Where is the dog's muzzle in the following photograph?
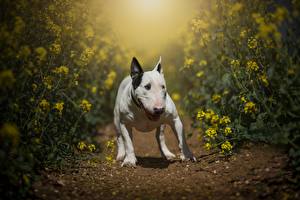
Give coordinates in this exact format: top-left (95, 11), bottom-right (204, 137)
top-left (131, 91), bottom-right (163, 121)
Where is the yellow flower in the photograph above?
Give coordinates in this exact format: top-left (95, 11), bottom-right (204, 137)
top-left (53, 102), bottom-right (64, 115)
top-left (80, 99), bottom-right (92, 113)
top-left (104, 70), bottom-right (117, 90)
top-left (246, 60), bottom-right (259, 72)
top-left (70, 50), bottom-right (76, 58)
top-left (97, 49), bottom-right (108, 61)
top-left (202, 33), bottom-right (210, 42)
top-left (252, 13), bottom-right (265, 24)
top-left (49, 42), bottom-right (61, 54)
top-left (272, 6), bottom-right (287, 24)
top-left (240, 96), bottom-right (247, 103)
top-left (211, 114), bottom-right (219, 125)
top-left (257, 23), bottom-right (277, 40)
top-left (205, 109), bottom-right (215, 121)
top-left (244, 101), bottom-right (257, 114)
top-left (52, 66), bottom-right (69, 75)
top-left (84, 25), bottom-right (94, 39)
top-left (288, 68), bottom-right (295, 75)
top-left (88, 144), bottom-right (96, 152)
top-left (224, 127), bottom-right (232, 136)
top-left (35, 47), bottom-right (47, 61)
top-left (106, 139), bottom-right (115, 149)
top-left (79, 47), bottom-right (95, 66)
top-left (223, 89), bottom-right (229, 95)
top-left (204, 143), bottom-right (211, 150)
top-left (106, 139), bottom-right (115, 164)
top-left (0, 123), bottom-right (20, 148)
top-left (43, 76), bottom-right (52, 90)
top-left (32, 83), bottom-right (37, 91)
top-left (91, 86), bottom-right (97, 94)
top-left (184, 58), bottom-right (194, 68)
top-left (221, 141), bottom-right (233, 153)
top-left (248, 37), bottom-right (258, 49)
top-left (196, 71), bottom-right (204, 78)
top-left (220, 116), bottom-right (231, 125)
top-left (171, 92), bottom-right (181, 101)
top-left (18, 45), bottom-right (31, 58)
top-left (39, 99), bottom-right (50, 111)
top-left (14, 16), bottom-right (25, 34)
top-left (77, 141), bottom-right (86, 151)
top-left (45, 16), bottom-right (61, 37)
top-left (205, 127), bottom-right (217, 138)
top-left (230, 59), bottom-right (240, 68)
top-left (0, 69), bottom-right (16, 89)
top-left (240, 29), bottom-right (247, 38)
top-left (191, 19), bottom-right (209, 32)
top-left (105, 155), bottom-right (114, 163)
top-left (197, 110), bottom-right (205, 121)
top-left (229, 2), bottom-right (243, 15)
top-left (199, 60), bottom-right (207, 67)
top-left (258, 74), bottom-right (269, 86)
top-left (212, 94), bottom-right (221, 103)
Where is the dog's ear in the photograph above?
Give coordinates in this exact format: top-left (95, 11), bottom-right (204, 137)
top-left (153, 56), bottom-right (163, 74)
top-left (131, 57), bottom-right (143, 78)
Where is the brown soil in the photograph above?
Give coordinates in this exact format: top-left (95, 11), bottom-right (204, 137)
top-left (33, 119), bottom-right (299, 200)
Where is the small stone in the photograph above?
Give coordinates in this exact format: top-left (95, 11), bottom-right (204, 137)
top-left (265, 168), bottom-right (270, 172)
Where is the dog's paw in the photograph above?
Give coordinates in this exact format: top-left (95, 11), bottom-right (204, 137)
top-left (121, 155), bottom-right (137, 167)
top-left (180, 152), bottom-right (197, 162)
top-left (116, 153), bottom-right (126, 161)
top-left (164, 152), bottom-right (176, 161)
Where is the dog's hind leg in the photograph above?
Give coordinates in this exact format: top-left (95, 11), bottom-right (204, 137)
top-left (114, 116), bottom-right (125, 161)
top-left (116, 134), bottom-right (126, 161)
top-left (156, 124), bottom-right (176, 160)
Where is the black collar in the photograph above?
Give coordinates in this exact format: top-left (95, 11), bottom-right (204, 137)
top-left (131, 90), bottom-right (142, 108)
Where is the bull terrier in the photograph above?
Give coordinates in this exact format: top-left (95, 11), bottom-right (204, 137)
top-left (114, 57), bottom-right (196, 167)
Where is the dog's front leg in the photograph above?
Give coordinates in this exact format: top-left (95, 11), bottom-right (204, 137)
top-left (171, 117), bottom-right (196, 161)
top-left (156, 124), bottom-right (176, 160)
top-left (120, 123), bottom-right (137, 167)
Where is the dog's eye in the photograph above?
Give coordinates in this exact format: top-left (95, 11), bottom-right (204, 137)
top-left (144, 84), bottom-right (151, 90)
top-left (162, 85), bottom-right (165, 89)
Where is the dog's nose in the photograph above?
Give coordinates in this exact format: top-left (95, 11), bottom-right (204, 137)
top-left (153, 107), bottom-right (165, 115)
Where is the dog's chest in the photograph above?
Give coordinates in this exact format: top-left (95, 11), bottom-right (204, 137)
top-left (129, 114), bottom-right (163, 132)
top-left (133, 120), bottom-right (161, 132)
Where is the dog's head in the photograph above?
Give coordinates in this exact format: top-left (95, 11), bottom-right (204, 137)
top-left (130, 57), bottom-right (167, 121)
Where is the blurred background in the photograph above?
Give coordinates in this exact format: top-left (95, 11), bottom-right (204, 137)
top-left (0, 0), bottom-right (299, 198)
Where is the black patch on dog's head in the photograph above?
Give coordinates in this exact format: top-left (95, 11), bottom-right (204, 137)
top-left (132, 73), bottom-right (143, 89)
top-left (131, 57), bottom-right (144, 89)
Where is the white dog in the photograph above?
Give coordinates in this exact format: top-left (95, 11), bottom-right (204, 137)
top-left (114, 57), bottom-right (196, 167)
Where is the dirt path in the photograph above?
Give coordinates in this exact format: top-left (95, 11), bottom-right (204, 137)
top-left (33, 120), bottom-right (298, 200)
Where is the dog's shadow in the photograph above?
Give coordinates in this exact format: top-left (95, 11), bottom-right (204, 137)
top-left (136, 156), bottom-right (175, 169)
